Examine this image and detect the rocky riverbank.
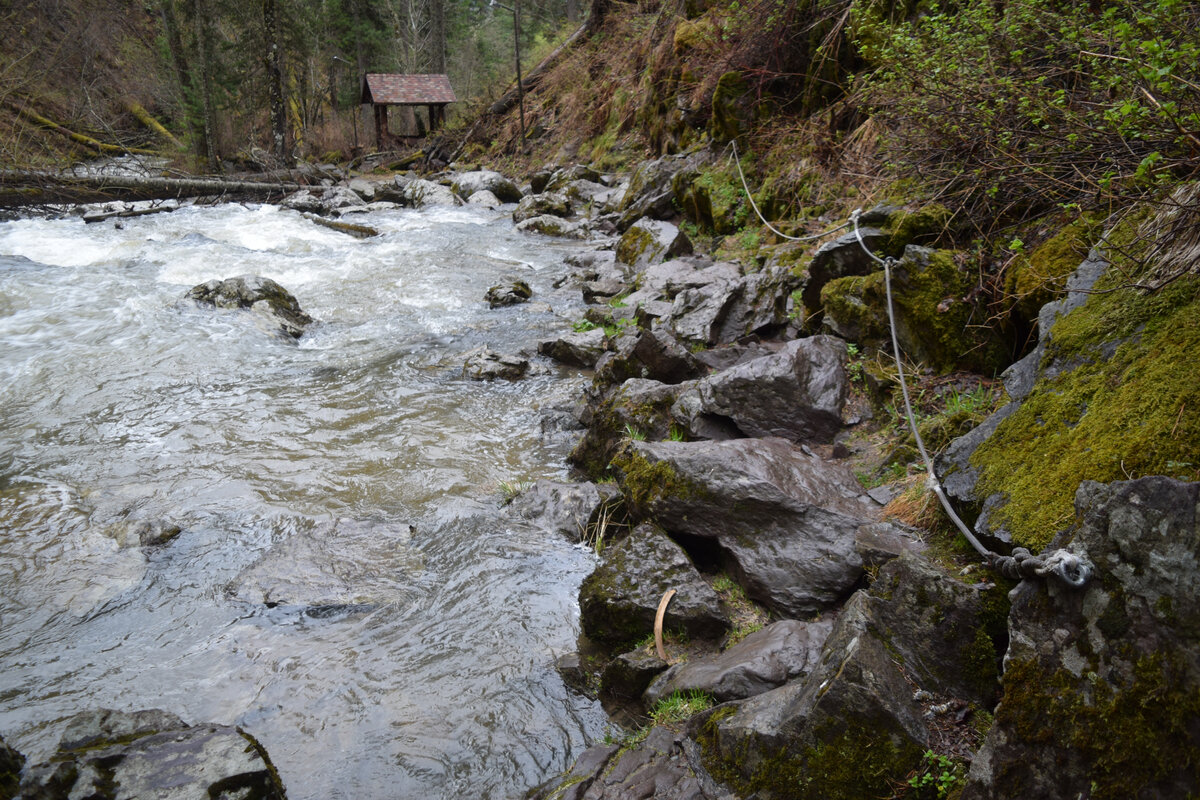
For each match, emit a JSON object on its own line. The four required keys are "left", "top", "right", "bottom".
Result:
{"left": 5, "top": 157, "right": 1196, "bottom": 800}
{"left": 418, "top": 157, "right": 1198, "bottom": 799}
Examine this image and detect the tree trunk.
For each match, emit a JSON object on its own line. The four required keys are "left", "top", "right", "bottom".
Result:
{"left": 429, "top": 0, "right": 446, "bottom": 73}
{"left": 0, "top": 169, "right": 307, "bottom": 208}
{"left": 264, "top": 0, "right": 290, "bottom": 164}
{"left": 191, "top": 0, "right": 220, "bottom": 171}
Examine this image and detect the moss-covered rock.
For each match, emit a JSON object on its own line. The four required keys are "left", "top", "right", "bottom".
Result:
{"left": 1003, "top": 214, "right": 1104, "bottom": 324}
{"left": 0, "top": 735, "right": 24, "bottom": 799}
{"left": 965, "top": 206, "right": 1200, "bottom": 550}
{"left": 961, "top": 477, "right": 1200, "bottom": 800}
{"left": 709, "top": 71, "right": 751, "bottom": 143}
{"left": 820, "top": 246, "right": 1010, "bottom": 374}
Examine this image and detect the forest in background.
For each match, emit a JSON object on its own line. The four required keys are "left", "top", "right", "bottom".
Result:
{"left": 0, "top": 0, "right": 582, "bottom": 169}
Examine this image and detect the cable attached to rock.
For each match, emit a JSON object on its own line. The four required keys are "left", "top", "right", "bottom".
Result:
{"left": 846, "top": 209, "right": 1093, "bottom": 589}
{"left": 728, "top": 140, "right": 851, "bottom": 242}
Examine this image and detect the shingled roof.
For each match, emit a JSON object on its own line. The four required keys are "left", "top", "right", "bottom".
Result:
{"left": 362, "top": 74, "right": 457, "bottom": 105}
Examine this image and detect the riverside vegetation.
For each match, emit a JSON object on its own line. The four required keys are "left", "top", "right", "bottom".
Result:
{"left": 2, "top": 0, "right": 1199, "bottom": 798}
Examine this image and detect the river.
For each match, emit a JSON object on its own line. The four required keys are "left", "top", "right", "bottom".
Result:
{"left": 0, "top": 201, "right": 608, "bottom": 798}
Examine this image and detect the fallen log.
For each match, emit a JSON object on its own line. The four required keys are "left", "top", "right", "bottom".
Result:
{"left": 9, "top": 102, "right": 161, "bottom": 157}
{"left": 0, "top": 169, "right": 305, "bottom": 208}
{"left": 83, "top": 205, "right": 179, "bottom": 224}
{"left": 124, "top": 100, "right": 187, "bottom": 151}
{"left": 301, "top": 212, "right": 379, "bottom": 238}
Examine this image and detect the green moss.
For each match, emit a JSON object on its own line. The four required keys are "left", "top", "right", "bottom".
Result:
{"left": 969, "top": 270, "right": 1200, "bottom": 550}
{"left": 710, "top": 71, "right": 750, "bottom": 143}
{"left": 820, "top": 249, "right": 1009, "bottom": 374}
{"left": 700, "top": 718, "right": 923, "bottom": 800}
{"left": 612, "top": 450, "right": 706, "bottom": 514}
{"left": 883, "top": 204, "right": 952, "bottom": 257}
{"left": 1004, "top": 214, "right": 1104, "bottom": 322}
{"left": 996, "top": 653, "right": 1200, "bottom": 799}
{"left": 616, "top": 225, "right": 656, "bottom": 266}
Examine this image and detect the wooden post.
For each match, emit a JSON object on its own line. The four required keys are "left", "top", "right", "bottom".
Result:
{"left": 374, "top": 104, "right": 388, "bottom": 149}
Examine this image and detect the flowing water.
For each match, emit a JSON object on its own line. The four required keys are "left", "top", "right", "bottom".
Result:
{"left": 0, "top": 201, "right": 608, "bottom": 798}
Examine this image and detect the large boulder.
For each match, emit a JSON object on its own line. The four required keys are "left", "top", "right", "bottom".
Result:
{"left": 671, "top": 336, "right": 847, "bottom": 443}
{"left": 819, "top": 246, "right": 1008, "bottom": 374}
{"left": 697, "top": 550, "right": 1005, "bottom": 799}
{"left": 798, "top": 227, "right": 888, "bottom": 315}
{"left": 484, "top": 279, "right": 532, "bottom": 308}
{"left": 16, "top": 708, "right": 286, "bottom": 800}
{"left": 616, "top": 219, "right": 693, "bottom": 269}
{"left": 184, "top": 274, "right": 314, "bottom": 339}
{"left": 963, "top": 477, "right": 1200, "bottom": 800}
{"left": 645, "top": 618, "right": 834, "bottom": 705}
{"left": 614, "top": 438, "right": 876, "bottom": 617}
{"left": 537, "top": 327, "right": 608, "bottom": 368}
{"left": 594, "top": 328, "right": 707, "bottom": 387}
{"left": 578, "top": 523, "right": 729, "bottom": 646}
{"left": 618, "top": 156, "right": 691, "bottom": 230}
{"left": 462, "top": 347, "right": 529, "bottom": 380}
{"left": 545, "top": 164, "right": 601, "bottom": 192}
{"left": 513, "top": 191, "right": 571, "bottom": 223}
{"left": 402, "top": 179, "right": 461, "bottom": 208}
{"left": 528, "top": 727, "right": 726, "bottom": 800}
{"left": 505, "top": 479, "right": 621, "bottom": 543}
{"left": 281, "top": 185, "right": 365, "bottom": 215}
{"left": 451, "top": 170, "right": 523, "bottom": 203}
{"left": 569, "top": 379, "right": 686, "bottom": 477}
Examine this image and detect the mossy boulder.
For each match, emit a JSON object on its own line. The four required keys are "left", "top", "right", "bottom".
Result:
{"left": 1003, "top": 213, "right": 1104, "bottom": 325}
{"left": 697, "top": 549, "right": 1005, "bottom": 799}
{"left": 709, "top": 71, "right": 751, "bottom": 143}
{"left": 819, "top": 246, "right": 1010, "bottom": 374}
{"left": 612, "top": 439, "right": 874, "bottom": 618}
{"left": 617, "top": 219, "right": 694, "bottom": 268}
{"left": 16, "top": 709, "right": 287, "bottom": 800}
{"left": 962, "top": 477, "right": 1200, "bottom": 800}
{"left": 947, "top": 196, "right": 1200, "bottom": 551}
{"left": 569, "top": 379, "right": 686, "bottom": 479}
{"left": 578, "top": 522, "right": 729, "bottom": 646}
{"left": 184, "top": 275, "right": 314, "bottom": 339}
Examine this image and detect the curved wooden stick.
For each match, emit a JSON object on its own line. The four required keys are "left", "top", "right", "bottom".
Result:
{"left": 654, "top": 589, "right": 676, "bottom": 662}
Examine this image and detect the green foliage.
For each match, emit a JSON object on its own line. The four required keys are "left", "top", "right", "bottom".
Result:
{"left": 497, "top": 478, "right": 532, "bottom": 504}
{"left": 855, "top": 0, "right": 1200, "bottom": 220}
{"left": 905, "top": 750, "right": 966, "bottom": 800}
{"left": 650, "top": 690, "right": 714, "bottom": 726}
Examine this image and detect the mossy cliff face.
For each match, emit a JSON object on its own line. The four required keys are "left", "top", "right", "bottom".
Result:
{"left": 820, "top": 246, "right": 1009, "bottom": 374}
{"left": 966, "top": 209, "right": 1200, "bottom": 551}
{"left": 1003, "top": 213, "right": 1104, "bottom": 324}
{"left": 961, "top": 477, "right": 1200, "bottom": 800}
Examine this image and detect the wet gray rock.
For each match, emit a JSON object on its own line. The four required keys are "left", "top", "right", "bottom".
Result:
{"left": 16, "top": 708, "right": 286, "bottom": 800}
{"left": 563, "top": 179, "right": 621, "bottom": 211}
{"left": 698, "top": 549, "right": 1004, "bottom": 798}
{"left": 617, "top": 439, "right": 875, "bottom": 618}
{"left": 545, "top": 164, "right": 601, "bottom": 192}
{"left": 618, "top": 156, "right": 693, "bottom": 231}
{"left": 185, "top": 275, "right": 314, "bottom": 339}
{"left": 513, "top": 191, "right": 571, "bottom": 223}
{"left": 579, "top": 523, "right": 728, "bottom": 645}
{"left": 639, "top": 258, "right": 738, "bottom": 296}
{"left": 1, "top": 735, "right": 24, "bottom": 799}
{"left": 665, "top": 280, "right": 740, "bottom": 346}
{"left": 537, "top": 328, "right": 608, "bottom": 368}
{"left": 962, "top": 477, "right": 1200, "bottom": 800}
{"left": 463, "top": 347, "right": 529, "bottom": 380}
{"left": 581, "top": 275, "right": 627, "bottom": 303}
{"left": 854, "top": 521, "right": 928, "bottom": 569}
{"left": 714, "top": 266, "right": 798, "bottom": 341}
{"left": 616, "top": 219, "right": 693, "bottom": 269}
{"left": 484, "top": 279, "right": 532, "bottom": 308}
{"left": 281, "top": 185, "right": 366, "bottom": 215}
{"left": 402, "top": 178, "right": 461, "bottom": 208}
{"left": 671, "top": 336, "right": 847, "bottom": 443}
{"left": 600, "top": 649, "right": 670, "bottom": 704}
{"left": 515, "top": 215, "right": 584, "bottom": 238}
{"left": 800, "top": 227, "right": 888, "bottom": 313}
{"left": 527, "top": 728, "right": 730, "bottom": 800}
{"left": 595, "top": 328, "right": 706, "bottom": 387}
{"left": 104, "top": 518, "right": 182, "bottom": 548}
{"left": 645, "top": 618, "right": 835, "bottom": 705}
{"left": 466, "top": 189, "right": 501, "bottom": 208}
{"left": 506, "top": 479, "right": 621, "bottom": 542}
{"left": 570, "top": 379, "right": 685, "bottom": 476}
{"left": 452, "top": 170, "right": 523, "bottom": 203}
{"left": 346, "top": 177, "right": 377, "bottom": 201}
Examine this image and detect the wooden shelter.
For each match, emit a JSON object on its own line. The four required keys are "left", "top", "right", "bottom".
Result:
{"left": 360, "top": 74, "right": 456, "bottom": 148}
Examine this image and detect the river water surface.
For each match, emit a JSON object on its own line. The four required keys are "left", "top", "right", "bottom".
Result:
{"left": 0, "top": 201, "right": 608, "bottom": 798}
